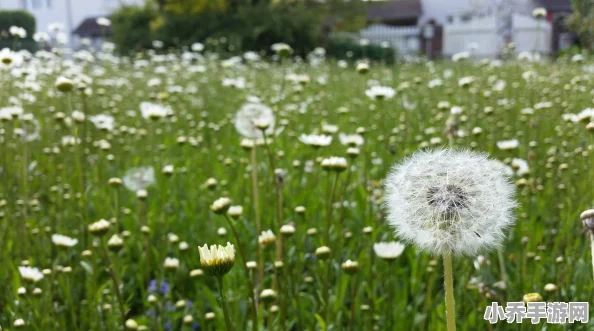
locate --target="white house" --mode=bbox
[0,0,142,39]
[363,0,572,57]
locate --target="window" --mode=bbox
[31,0,42,9]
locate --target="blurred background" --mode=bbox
[0,0,588,61]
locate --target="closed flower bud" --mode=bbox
[280,224,295,236]
[125,319,138,330]
[183,315,194,325]
[341,260,359,275]
[523,293,543,303]
[190,269,204,278]
[258,230,276,246]
[211,197,231,214]
[315,246,331,260]
[260,289,277,303]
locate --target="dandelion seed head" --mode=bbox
[384,149,516,256]
[234,102,275,139]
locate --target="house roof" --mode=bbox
[73,17,112,38]
[538,0,571,12]
[367,0,422,23]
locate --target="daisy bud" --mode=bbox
[356,62,369,74]
[125,319,138,330]
[14,319,25,328]
[523,293,543,302]
[373,241,406,260]
[205,312,216,320]
[33,287,42,296]
[217,227,227,236]
[55,76,74,93]
[205,178,218,190]
[315,246,331,260]
[198,242,235,277]
[295,206,306,214]
[107,234,124,252]
[280,224,295,236]
[258,230,276,246]
[148,294,158,303]
[190,269,204,278]
[211,197,231,214]
[164,257,180,270]
[179,241,189,251]
[227,206,243,218]
[162,165,174,176]
[260,289,277,304]
[136,189,148,200]
[544,283,558,292]
[183,315,194,325]
[341,260,359,275]
[88,219,111,236]
[246,261,257,269]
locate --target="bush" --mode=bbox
[327,37,396,64]
[0,10,37,52]
[111,6,158,54]
[111,3,324,56]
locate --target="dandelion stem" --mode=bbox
[590,233,594,284]
[250,146,264,288]
[217,276,234,331]
[443,253,456,331]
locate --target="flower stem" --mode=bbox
[217,276,234,331]
[101,240,126,329]
[325,172,339,245]
[590,233,594,284]
[443,253,456,331]
[224,214,259,330]
[348,277,357,331]
[250,147,264,288]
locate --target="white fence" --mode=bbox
[443,14,552,57]
[511,14,551,54]
[359,24,421,55]
[443,16,499,57]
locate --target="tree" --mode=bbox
[568,0,594,49]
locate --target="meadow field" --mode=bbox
[0,45,593,330]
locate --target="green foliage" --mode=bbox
[328,37,396,64]
[0,10,37,52]
[568,0,594,49]
[110,6,158,54]
[153,3,324,55]
[110,2,368,57]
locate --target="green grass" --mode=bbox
[0,50,593,331]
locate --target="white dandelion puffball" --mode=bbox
[234,102,275,139]
[384,149,516,256]
[122,166,155,192]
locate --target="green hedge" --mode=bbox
[327,37,396,64]
[110,6,158,54]
[110,4,394,62]
[0,10,37,52]
[111,3,323,56]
